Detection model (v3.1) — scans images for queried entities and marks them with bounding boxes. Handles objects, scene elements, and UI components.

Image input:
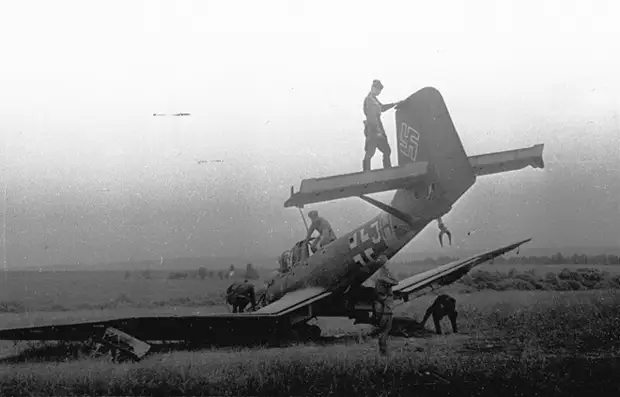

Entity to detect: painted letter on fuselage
[348,219,390,269]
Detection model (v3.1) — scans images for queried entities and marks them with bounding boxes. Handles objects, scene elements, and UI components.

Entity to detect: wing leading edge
[393,238,532,298]
[255,287,331,316]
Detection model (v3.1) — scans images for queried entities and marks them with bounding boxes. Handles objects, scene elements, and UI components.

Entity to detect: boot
[362,158,371,172]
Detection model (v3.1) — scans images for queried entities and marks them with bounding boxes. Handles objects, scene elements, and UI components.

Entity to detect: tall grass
[2,290,620,396]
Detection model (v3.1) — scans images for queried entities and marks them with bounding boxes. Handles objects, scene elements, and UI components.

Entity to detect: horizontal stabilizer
[468,144,544,177]
[284,162,429,208]
[393,238,531,298]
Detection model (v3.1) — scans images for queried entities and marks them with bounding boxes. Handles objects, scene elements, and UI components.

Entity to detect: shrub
[168,272,188,280]
[0,300,26,313]
[544,272,559,285]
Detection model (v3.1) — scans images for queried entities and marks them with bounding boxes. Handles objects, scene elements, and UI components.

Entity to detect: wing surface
[0,312,283,342]
[0,287,333,342]
[254,286,331,315]
[393,238,531,298]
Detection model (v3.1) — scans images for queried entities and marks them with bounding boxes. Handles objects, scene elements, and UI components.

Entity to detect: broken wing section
[255,286,331,316]
[393,238,531,299]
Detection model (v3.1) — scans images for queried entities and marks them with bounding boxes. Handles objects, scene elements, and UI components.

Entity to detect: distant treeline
[401,252,620,266]
[125,263,262,281]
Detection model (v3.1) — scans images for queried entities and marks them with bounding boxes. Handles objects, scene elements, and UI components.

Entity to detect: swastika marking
[399,122,420,162]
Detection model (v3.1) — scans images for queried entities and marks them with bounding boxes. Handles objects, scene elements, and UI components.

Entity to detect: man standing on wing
[362,79,403,172]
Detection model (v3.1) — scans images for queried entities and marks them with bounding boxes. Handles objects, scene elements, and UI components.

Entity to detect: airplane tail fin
[394,87,476,205]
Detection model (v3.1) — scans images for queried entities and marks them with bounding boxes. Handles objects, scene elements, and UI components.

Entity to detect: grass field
[1,289,620,396]
[2,264,620,395]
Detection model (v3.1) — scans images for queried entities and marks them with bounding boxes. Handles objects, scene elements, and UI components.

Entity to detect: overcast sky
[1,0,619,268]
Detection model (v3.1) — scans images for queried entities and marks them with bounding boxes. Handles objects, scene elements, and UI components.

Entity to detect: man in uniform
[373,257,399,356]
[225,279,257,313]
[362,79,403,172]
[437,217,452,247]
[421,294,458,334]
[305,210,337,253]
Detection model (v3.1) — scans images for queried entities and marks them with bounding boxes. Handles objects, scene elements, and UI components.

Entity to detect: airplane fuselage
[263,184,460,305]
[263,87,482,307]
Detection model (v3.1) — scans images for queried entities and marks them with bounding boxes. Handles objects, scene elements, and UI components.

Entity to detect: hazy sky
[1,0,619,268]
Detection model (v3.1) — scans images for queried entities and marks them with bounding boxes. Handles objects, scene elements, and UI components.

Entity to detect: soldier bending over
[421,294,458,334]
[226,280,257,313]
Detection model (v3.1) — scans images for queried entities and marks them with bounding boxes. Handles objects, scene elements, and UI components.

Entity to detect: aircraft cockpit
[278,237,317,273]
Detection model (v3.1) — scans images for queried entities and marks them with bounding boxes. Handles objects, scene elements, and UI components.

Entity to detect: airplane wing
[393,238,531,299]
[0,287,333,344]
[254,286,331,316]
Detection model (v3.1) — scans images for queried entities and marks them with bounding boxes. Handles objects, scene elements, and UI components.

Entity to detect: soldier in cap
[372,256,399,356]
[362,79,403,172]
[305,210,337,253]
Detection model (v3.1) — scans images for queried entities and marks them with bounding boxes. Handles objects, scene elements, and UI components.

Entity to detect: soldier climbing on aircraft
[305,210,337,253]
[373,257,399,356]
[437,217,452,247]
[421,294,458,334]
[362,79,404,172]
[225,280,257,313]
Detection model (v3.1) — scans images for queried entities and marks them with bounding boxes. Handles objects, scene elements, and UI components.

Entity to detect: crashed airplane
[0,87,544,361]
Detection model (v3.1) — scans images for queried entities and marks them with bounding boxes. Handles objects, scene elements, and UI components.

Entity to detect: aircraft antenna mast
[298,208,309,233]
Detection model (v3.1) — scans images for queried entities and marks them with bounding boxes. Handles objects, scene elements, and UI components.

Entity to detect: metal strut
[298,207,309,233]
[358,194,417,228]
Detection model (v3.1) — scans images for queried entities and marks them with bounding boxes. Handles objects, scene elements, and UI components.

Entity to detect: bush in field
[544,272,559,286]
[460,270,503,290]
[167,272,188,280]
[0,300,26,313]
[559,268,584,283]
[513,273,547,290]
[495,279,536,291]
[458,267,619,292]
[198,267,207,280]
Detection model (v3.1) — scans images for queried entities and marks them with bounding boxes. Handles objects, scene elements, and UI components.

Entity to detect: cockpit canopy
[278,238,314,272]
